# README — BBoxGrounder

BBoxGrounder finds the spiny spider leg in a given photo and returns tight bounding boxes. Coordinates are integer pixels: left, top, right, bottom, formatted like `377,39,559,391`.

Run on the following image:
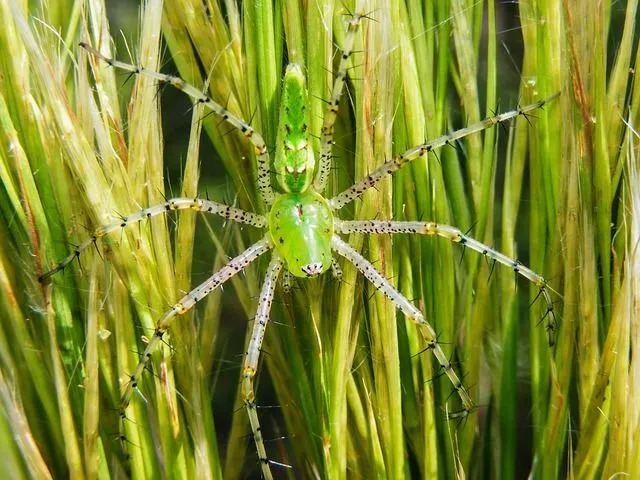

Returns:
329,92,560,210
79,42,275,206
336,220,557,345
331,235,474,414
118,237,272,457
38,197,265,283
241,254,286,480
313,12,363,192
281,268,292,293
330,257,343,280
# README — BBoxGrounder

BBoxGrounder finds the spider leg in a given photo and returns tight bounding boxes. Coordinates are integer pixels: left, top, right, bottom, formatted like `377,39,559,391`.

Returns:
39,198,265,283
328,93,560,210
336,220,557,345
79,43,275,206
281,268,292,293
331,235,474,414
312,11,363,192
242,255,286,480
118,237,272,461
330,257,343,280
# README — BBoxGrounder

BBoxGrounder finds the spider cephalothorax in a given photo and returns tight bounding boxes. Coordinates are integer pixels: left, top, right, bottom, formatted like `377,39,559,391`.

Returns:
269,191,334,277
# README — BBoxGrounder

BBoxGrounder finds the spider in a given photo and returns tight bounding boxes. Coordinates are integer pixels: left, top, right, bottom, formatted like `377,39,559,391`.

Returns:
40,9,558,480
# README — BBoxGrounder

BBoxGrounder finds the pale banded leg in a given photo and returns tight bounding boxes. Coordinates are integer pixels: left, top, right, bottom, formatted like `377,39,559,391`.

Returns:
281,268,292,293
38,197,265,283
335,220,557,345
313,12,363,192
328,93,560,210
330,257,343,280
331,235,474,413
79,43,275,206
119,237,272,454
241,254,285,480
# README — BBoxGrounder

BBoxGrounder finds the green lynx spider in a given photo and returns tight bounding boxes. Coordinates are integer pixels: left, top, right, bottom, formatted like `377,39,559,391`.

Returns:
39,13,558,480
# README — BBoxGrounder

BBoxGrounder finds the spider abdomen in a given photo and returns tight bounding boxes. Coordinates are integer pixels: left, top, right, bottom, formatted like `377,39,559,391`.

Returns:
269,191,333,277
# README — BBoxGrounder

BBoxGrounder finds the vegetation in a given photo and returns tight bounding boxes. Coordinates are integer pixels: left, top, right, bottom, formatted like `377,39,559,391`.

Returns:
0,0,637,478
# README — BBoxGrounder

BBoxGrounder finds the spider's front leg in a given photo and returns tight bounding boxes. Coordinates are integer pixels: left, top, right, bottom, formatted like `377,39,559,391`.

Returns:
330,257,343,280
241,255,287,480
118,237,272,457
336,220,557,345
331,235,474,414
38,198,265,283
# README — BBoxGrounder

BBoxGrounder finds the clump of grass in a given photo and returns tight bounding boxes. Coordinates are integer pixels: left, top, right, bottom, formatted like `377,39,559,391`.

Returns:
0,0,638,479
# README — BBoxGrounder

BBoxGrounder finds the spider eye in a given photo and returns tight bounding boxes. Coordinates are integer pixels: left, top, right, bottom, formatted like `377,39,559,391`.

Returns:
286,165,295,174
296,166,306,174
284,142,294,151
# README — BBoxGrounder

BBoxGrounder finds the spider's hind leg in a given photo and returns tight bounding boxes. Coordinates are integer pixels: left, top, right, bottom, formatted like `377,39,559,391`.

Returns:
79,43,276,206
328,94,560,210
313,10,364,193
